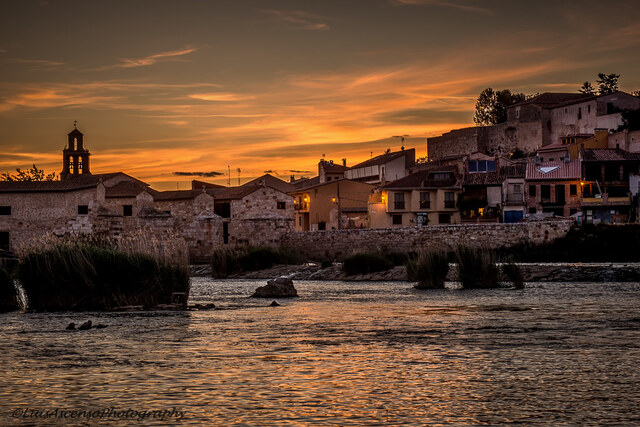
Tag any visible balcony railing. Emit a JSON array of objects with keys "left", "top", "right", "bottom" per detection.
[
  {"left": 444, "top": 200, "right": 456, "bottom": 209},
  {"left": 294, "top": 203, "right": 309, "bottom": 211},
  {"left": 505, "top": 193, "right": 524, "bottom": 203},
  {"left": 419, "top": 200, "right": 431, "bottom": 209},
  {"left": 581, "top": 194, "right": 630, "bottom": 206},
  {"left": 394, "top": 201, "right": 405, "bottom": 210}
]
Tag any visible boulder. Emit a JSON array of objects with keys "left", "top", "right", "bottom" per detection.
[{"left": 252, "top": 277, "right": 298, "bottom": 298}]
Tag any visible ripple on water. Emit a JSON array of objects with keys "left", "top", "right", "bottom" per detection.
[{"left": 1, "top": 279, "right": 640, "bottom": 425}]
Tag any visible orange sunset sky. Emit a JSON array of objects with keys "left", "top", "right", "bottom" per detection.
[{"left": 1, "top": 0, "right": 640, "bottom": 189}]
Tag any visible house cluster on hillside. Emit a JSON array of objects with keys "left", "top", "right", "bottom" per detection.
[{"left": 1, "top": 91, "right": 639, "bottom": 260}]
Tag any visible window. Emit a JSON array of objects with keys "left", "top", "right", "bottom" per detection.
[
  {"left": 223, "top": 222, "right": 229, "bottom": 244},
  {"left": 529, "top": 185, "right": 536, "bottom": 197},
  {"left": 513, "top": 184, "right": 521, "bottom": 194},
  {"left": 578, "top": 107, "right": 582, "bottom": 120},
  {"left": 123, "top": 205, "right": 133, "bottom": 216},
  {"left": 392, "top": 214, "right": 402, "bottom": 225},
  {"left": 318, "top": 222, "right": 326, "bottom": 230},
  {"left": 468, "top": 160, "right": 496, "bottom": 173},
  {"left": 327, "top": 177, "right": 332, "bottom": 181},
  {"left": 394, "top": 193, "right": 405, "bottom": 210},
  {"left": 298, "top": 216, "right": 302, "bottom": 226},
  {"left": 0, "top": 232, "right": 8, "bottom": 251},
  {"left": 419, "top": 192, "right": 430, "bottom": 209},
  {"left": 438, "top": 213, "right": 451, "bottom": 224},
  {"left": 541, "top": 185, "right": 550, "bottom": 201},
  {"left": 444, "top": 192, "right": 455, "bottom": 209},
  {"left": 529, "top": 207, "right": 537, "bottom": 214},
  {"left": 78, "top": 205, "right": 88, "bottom": 215},
  {"left": 0, "top": 206, "right": 10, "bottom": 215},
  {"left": 277, "top": 201, "right": 286, "bottom": 210},
  {"left": 432, "top": 172, "right": 453, "bottom": 180},
  {"left": 569, "top": 184, "right": 577, "bottom": 196},
  {"left": 569, "top": 208, "right": 578, "bottom": 216}
]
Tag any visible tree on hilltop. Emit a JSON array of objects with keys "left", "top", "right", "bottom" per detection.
[
  {"left": 473, "top": 88, "right": 528, "bottom": 126},
  {"left": 0, "top": 164, "right": 57, "bottom": 181},
  {"left": 596, "top": 73, "right": 620, "bottom": 95},
  {"left": 579, "top": 81, "right": 596, "bottom": 95}
]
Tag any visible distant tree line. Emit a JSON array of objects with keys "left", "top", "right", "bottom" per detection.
[{"left": 0, "top": 164, "right": 56, "bottom": 181}]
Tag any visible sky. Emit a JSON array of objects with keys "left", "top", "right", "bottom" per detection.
[{"left": 1, "top": 0, "right": 639, "bottom": 190}]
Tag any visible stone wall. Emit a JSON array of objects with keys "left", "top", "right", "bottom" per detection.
[{"left": 279, "top": 220, "right": 572, "bottom": 260}]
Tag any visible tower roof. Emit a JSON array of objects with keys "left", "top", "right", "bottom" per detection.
[{"left": 68, "top": 128, "right": 83, "bottom": 136}]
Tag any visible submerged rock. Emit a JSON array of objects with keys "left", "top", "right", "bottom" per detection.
[
  {"left": 252, "top": 277, "right": 298, "bottom": 298},
  {"left": 78, "top": 320, "right": 92, "bottom": 330}
]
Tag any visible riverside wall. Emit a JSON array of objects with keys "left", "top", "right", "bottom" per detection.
[{"left": 279, "top": 220, "right": 572, "bottom": 260}]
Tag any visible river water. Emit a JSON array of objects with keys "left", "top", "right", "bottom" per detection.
[{"left": 1, "top": 279, "right": 640, "bottom": 425}]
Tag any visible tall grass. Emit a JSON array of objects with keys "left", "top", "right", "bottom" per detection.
[
  {"left": 17, "top": 231, "right": 190, "bottom": 311},
  {"left": 211, "top": 245, "right": 305, "bottom": 278},
  {"left": 502, "top": 260, "right": 525, "bottom": 289},
  {"left": 407, "top": 249, "right": 449, "bottom": 289},
  {"left": 456, "top": 245, "right": 500, "bottom": 289},
  {"left": 343, "top": 252, "right": 393, "bottom": 276}
]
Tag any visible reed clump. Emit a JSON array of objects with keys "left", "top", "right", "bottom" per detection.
[
  {"left": 407, "top": 249, "right": 449, "bottom": 289},
  {"left": 17, "top": 231, "right": 190, "bottom": 311},
  {"left": 211, "top": 245, "right": 305, "bottom": 278},
  {"left": 455, "top": 245, "right": 500, "bottom": 289},
  {"left": 501, "top": 260, "right": 525, "bottom": 289}
]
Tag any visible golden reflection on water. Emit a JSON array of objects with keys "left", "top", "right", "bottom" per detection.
[{"left": 1, "top": 280, "right": 640, "bottom": 425}]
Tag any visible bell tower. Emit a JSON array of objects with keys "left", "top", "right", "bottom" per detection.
[{"left": 61, "top": 121, "right": 91, "bottom": 180}]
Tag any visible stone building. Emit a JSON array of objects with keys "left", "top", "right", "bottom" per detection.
[
  {"left": 344, "top": 148, "right": 415, "bottom": 185},
  {"left": 290, "top": 180, "right": 374, "bottom": 231},
  {"left": 525, "top": 159, "right": 582, "bottom": 218},
  {"left": 428, "top": 91, "right": 640, "bottom": 161},
  {"left": 580, "top": 148, "right": 640, "bottom": 224},
  {"left": 369, "top": 166, "right": 462, "bottom": 227},
  {"left": 0, "top": 126, "right": 295, "bottom": 260}
]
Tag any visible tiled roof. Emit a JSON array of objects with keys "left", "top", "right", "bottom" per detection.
[
  {"left": 290, "top": 176, "right": 320, "bottom": 190},
  {"left": 241, "top": 174, "right": 295, "bottom": 193},
  {"left": 463, "top": 170, "right": 504, "bottom": 186},
  {"left": 323, "top": 163, "right": 348, "bottom": 173},
  {"left": 207, "top": 186, "right": 261, "bottom": 200},
  {"left": 581, "top": 148, "right": 640, "bottom": 162},
  {"left": 511, "top": 93, "right": 596, "bottom": 109},
  {"left": 525, "top": 160, "right": 581, "bottom": 180},
  {"left": 191, "top": 179, "right": 225, "bottom": 190},
  {"left": 153, "top": 189, "right": 208, "bottom": 201},
  {"left": 349, "top": 148, "right": 414, "bottom": 169},
  {"left": 382, "top": 167, "right": 460, "bottom": 189},
  {"left": 0, "top": 174, "right": 103, "bottom": 193},
  {"left": 105, "top": 181, "right": 148, "bottom": 198}
]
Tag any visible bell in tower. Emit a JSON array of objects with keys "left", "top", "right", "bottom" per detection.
[{"left": 60, "top": 121, "right": 91, "bottom": 180}]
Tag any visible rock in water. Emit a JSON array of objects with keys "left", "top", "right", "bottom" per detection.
[
  {"left": 251, "top": 277, "right": 298, "bottom": 298},
  {"left": 78, "top": 320, "right": 92, "bottom": 330},
  {"left": 65, "top": 322, "right": 76, "bottom": 330},
  {"left": 269, "top": 300, "right": 280, "bottom": 307}
]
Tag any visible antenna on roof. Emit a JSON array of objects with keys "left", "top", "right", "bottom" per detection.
[
  {"left": 227, "top": 165, "right": 231, "bottom": 187},
  {"left": 237, "top": 168, "right": 241, "bottom": 186}
]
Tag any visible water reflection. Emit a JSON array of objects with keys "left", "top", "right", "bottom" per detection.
[{"left": 1, "top": 280, "right": 640, "bottom": 425}]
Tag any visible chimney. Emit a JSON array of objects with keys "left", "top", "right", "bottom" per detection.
[
  {"left": 290, "top": 174, "right": 295, "bottom": 182},
  {"left": 342, "top": 158, "right": 346, "bottom": 167}
]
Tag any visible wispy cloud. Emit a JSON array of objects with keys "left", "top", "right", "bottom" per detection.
[
  {"left": 100, "top": 47, "right": 197, "bottom": 70},
  {"left": 173, "top": 171, "right": 223, "bottom": 177},
  {"left": 4, "top": 58, "right": 64, "bottom": 70},
  {"left": 188, "top": 92, "right": 254, "bottom": 102},
  {"left": 263, "top": 10, "right": 330, "bottom": 30},
  {"left": 390, "top": 0, "right": 492, "bottom": 14}
]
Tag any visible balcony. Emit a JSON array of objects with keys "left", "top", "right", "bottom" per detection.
[
  {"left": 394, "top": 201, "right": 406, "bottom": 210},
  {"left": 444, "top": 201, "right": 456, "bottom": 209},
  {"left": 294, "top": 203, "right": 309, "bottom": 211},
  {"left": 581, "top": 193, "right": 630, "bottom": 206},
  {"left": 419, "top": 201, "right": 431, "bottom": 209}
]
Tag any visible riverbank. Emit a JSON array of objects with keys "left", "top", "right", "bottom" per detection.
[{"left": 191, "top": 262, "right": 640, "bottom": 282}]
